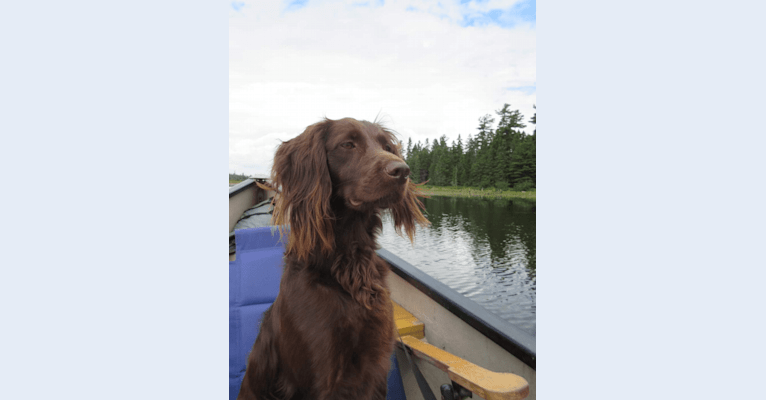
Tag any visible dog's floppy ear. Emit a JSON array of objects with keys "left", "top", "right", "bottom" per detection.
[
  {"left": 270, "top": 119, "right": 334, "bottom": 262},
  {"left": 389, "top": 180, "right": 430, "bottom": 243}
]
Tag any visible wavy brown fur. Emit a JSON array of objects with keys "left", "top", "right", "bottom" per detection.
[
  {"left": 389, "top": 180, "right": 430, "bottom": 243},
  {"left": 238, "top": 118, "right": 429, "bottom": 400}
]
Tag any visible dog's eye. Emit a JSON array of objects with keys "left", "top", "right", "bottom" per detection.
[
  {"left": 341, "top": 142, "right": 355, "bottom": 149},
  {"left": 384, "top": 144, "right": 392, "bottom": 152}
]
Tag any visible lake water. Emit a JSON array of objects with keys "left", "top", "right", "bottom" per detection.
[{"left": 378, "top": 196, "right": 536, "bottom": 337}]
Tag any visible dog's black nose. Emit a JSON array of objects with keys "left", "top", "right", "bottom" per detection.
[{"left": 385, "top": 161, "right": 410, "bottom": 179}]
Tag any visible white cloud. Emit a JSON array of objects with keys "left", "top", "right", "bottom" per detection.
[
  {"left": 230, "top": 0, "right": 535, "bottom": 176},
  {"left": 462, "top": 0, "right": 526, "bottom": 13}
]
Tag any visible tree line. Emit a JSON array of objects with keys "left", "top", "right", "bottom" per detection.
[
  {"left": 403, "top": 103, "right": 536, "bottom": 191},
  {"left": 229, "top": 172, "right": 250, "bottom": 181}
]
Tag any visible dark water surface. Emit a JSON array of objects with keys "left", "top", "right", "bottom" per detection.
[{"left": 379, "top": 196, "right": 536, "bottom": 337}]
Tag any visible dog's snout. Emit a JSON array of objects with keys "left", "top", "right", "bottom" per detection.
[{"left": 385, "top": 161, "right": 410, "bottom": 179}]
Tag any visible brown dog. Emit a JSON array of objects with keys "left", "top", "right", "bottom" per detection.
[{"left": 237, "top": 118, "right": 428, "bottom": 400}]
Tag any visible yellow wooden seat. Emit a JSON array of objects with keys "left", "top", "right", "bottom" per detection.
[
  {"left": 392, "top": 301, "right": 529, "bottom": 400},
  {"left": 392, "top": 301, "right": 425, "bottom": 339}
]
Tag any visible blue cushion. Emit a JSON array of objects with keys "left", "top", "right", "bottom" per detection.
[
  {"left": 229, "top": 226, "right": 407, "bottom": 400},
  {"left": 387, "top": 353, "right": 407, "bottom": 400},
  {"left": 229, "top": 227, "right": 286, "bottom": 400}
]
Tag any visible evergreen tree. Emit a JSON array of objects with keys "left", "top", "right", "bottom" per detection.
[
  {"left": 402, "top": 104, "right": 535, "bottom": 190},
  {"left": 405, "top": 137, "right": 413, "bottom": 159},
  {"left": 451, "top": 135, "right": 464, "bottom": 186},
  {"left": 491, "top": 104, "right": 525, "bottom": 187},
  {"left": 428, "top": 136, "right": 452, "bottom": 186},
  {"left": 472, "top": 114, "right": 496, "bottom": 188},
  {"left": 462, "top": 134, "right": 477, "bottom": 186},
  {"left": 414, "top": 140, "right": 432, "bottom": 183},
  {"left": 406, "top": 141, "right": 421, "bottom": 183}
]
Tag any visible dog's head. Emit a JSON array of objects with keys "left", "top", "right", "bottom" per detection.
[{"left": 267, "top": 118, "right": 429, "bottom": 261}]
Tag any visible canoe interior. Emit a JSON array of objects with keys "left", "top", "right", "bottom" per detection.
[{"left": 228, "top": 179, "right": 536, "bottom": 399}]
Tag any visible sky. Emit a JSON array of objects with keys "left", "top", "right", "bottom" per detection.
[{"left": 229, "top": 0, "right": 536, "bottom": 177}]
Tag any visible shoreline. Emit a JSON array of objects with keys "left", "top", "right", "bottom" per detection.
[
  {"left": 230, "top": 181, "right": 536, "bottom": 200},
  {"left": 420, "top": 185, "right": 536, "bottom": 200}
]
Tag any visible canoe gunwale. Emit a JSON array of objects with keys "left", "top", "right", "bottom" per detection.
[
  {"left": 229, "top": 178, "right": 261, "bottom": 198},
  {"left": 377, "top": 248, "right": 536, "bottom": 370}
]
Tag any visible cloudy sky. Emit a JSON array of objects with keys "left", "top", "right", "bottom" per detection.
[{"left": 229, "top": 0, "right": 536, "bottom": 177}]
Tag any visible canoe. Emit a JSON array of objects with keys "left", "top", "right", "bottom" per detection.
[{"left": 229, "top": 178, "right": 536, "bottom": 400}]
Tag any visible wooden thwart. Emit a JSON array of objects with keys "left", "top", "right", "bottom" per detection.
[{"left": 391, "top": 301, "right": 529, "bottom": 400}]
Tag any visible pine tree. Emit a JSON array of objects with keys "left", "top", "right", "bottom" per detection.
[
  {"left": 428, "top": 137, "right": 451, "bottom": 186},
  {"left": 494, "top": 104, "right": 527, "bottom": 187},
  {"left": 472, "top": 114, "right": 496, "bottom": 188},
  {"left": 405, "top": 137, "right": 413, "bottom": 159},
  {"left": 462, "top": 134, "right": 477, "bottom": 186},
  {"left": 415, "top": 140, "right": 432, "bottom": 183},
  {"left": 451, "top": 135, "right": 464, "bottom": 186}
]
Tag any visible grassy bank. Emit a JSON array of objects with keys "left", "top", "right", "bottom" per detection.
[
  {"left": 229, "top": 179, "right": 535, "bottom": 200},
  {"left": 420, "top": 185, "right": 536, "bottom": 200}
]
